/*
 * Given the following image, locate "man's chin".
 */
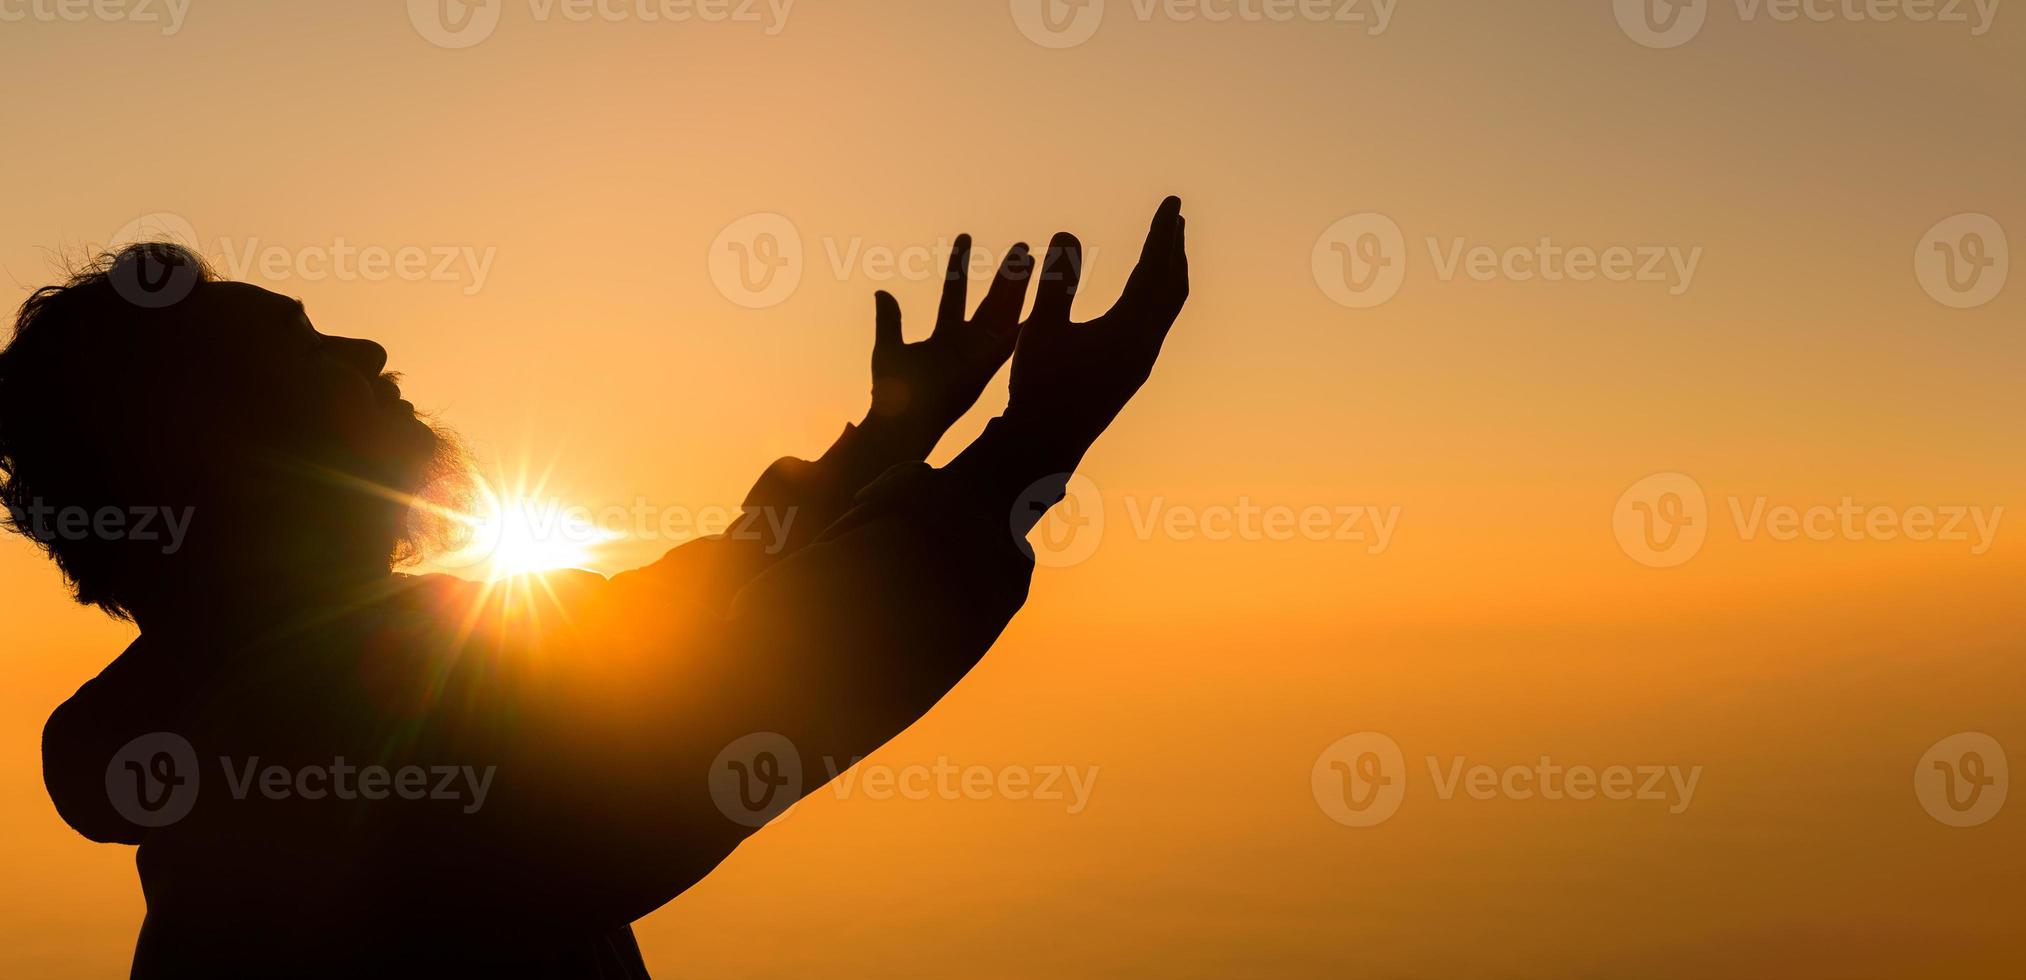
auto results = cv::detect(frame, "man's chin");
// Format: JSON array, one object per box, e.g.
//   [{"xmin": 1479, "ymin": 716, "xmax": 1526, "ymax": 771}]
[{"xmin": 402, "ymin": 411, "xmax": 438, "ymax": 450}]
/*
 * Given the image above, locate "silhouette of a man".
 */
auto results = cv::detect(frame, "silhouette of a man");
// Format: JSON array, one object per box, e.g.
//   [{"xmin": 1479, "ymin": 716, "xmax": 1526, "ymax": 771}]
[{"xmin": 6, "ymin": 198, "xmax": 1189, "ymax": 977}]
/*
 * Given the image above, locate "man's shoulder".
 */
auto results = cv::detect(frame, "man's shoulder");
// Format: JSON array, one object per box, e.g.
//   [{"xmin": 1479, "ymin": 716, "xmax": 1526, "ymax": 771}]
[{"xmin": 394, "ymin": 568, "xmax": 613, "ymax": 613}]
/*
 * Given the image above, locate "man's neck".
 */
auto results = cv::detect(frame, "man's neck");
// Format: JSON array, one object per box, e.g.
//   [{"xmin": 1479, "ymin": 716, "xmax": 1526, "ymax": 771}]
[{"xmin": 132, "ymin": 563, "xmax": 404, "ymax": 647}]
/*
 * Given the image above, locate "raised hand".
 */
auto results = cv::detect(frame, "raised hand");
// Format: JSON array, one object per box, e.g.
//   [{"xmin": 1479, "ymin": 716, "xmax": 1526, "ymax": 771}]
[
  {"xmin": 864, "ymin": 236, "xmax": 1035, "ymax": 457},
  {"xmin": 1004, "ymin": 196, "xmax": 1190, "ymax": 458}
]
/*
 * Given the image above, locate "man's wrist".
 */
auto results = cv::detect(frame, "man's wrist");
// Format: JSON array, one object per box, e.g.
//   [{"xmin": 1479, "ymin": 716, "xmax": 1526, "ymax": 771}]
[
  {"xmin": 854, "ymin": 409, "xmax": 943, "ymax": 464},
  {"xmin": 946, "ymin": 414, "xmax": 1091, "ymax": 502}
]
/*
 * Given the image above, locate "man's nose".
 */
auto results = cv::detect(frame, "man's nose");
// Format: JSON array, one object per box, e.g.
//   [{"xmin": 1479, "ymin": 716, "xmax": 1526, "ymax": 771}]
[{"xmin": 326, "ymin": 337, "xmax": 389, "ymax": 377}]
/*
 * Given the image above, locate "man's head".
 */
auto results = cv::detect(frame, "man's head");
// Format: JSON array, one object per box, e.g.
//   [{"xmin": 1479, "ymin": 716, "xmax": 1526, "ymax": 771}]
[{"xmin": 0, "ymin": 243, "xmax": 466, "ymax": 621}]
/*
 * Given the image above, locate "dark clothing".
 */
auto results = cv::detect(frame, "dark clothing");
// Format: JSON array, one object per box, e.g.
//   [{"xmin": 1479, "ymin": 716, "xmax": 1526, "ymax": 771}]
[{"xmin": 42, "ymin": 434, "xmax": 1037, "ymax": 978}]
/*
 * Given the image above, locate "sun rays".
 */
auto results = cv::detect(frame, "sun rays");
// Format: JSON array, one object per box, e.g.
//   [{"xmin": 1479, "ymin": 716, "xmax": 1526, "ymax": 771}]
[{"xmin": 439, "ymin": 472, "xmax": 622, "ymax": 582}]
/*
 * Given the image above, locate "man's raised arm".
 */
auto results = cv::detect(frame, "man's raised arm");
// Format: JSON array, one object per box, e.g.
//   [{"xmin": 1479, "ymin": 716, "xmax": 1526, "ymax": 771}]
[
  {"xmin": 508, "ymin": 199, "xmax": 1188, "ymax": 929},
  {"xmin": 625, "ymin": 235, "xmax": 1038, "ymax": 610}
]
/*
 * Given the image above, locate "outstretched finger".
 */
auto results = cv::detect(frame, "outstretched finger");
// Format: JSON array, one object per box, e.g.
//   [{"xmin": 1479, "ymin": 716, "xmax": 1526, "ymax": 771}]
[
  {"xmin": 935, "ymin": 234, "xmax": 973, "ymax": 334},
  {"xmin": 971, "ymin": 242, "xmax": 1033, "ymax": 337},
  {"xmin": 1166, "ymin": 214, "xmax": 1189, "ymax": 323},
  {"xmin": 1119, "ymin": 196, "xmax": 1182, "ymax": 317},
  {"xmin": 874, "ymin": 290, "xmax": 903, "ymax": 352},
  {"xmin": 1028, "ymin": 232, "xmax": 1083, "ymax": 327}
]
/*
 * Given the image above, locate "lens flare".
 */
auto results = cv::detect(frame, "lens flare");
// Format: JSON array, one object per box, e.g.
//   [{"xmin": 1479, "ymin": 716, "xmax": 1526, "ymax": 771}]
[{"xmin": 434, "ymin": 463, "xmax": 620, "ymax": 581}]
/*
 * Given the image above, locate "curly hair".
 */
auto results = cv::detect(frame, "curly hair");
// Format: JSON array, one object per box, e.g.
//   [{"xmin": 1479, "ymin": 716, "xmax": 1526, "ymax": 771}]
[{"xmin": 0, "ymin": 244, "xmax": 220, "ymax": 618}]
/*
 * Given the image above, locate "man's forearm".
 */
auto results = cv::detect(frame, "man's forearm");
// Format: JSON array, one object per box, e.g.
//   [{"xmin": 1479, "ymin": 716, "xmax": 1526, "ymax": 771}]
[
  {"xmin": 740, "ymin": 411, "xmax": 945, "ymax": 554},
  {"xmin": 711, "ymin": 461, "xmax": 1036, "ymax": 804},
  {"xmin": 943, "ymin": 414, "xmax": 1098, "ymax": 538}
]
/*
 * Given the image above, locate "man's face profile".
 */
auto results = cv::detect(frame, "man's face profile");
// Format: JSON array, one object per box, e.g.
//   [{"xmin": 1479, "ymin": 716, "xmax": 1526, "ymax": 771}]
[
  {"xmin": 0, "ymin": 248, "xmax": 467, "ymax": 620},
  {"xmin": 188, "ymin": 280, "xmax": 442, "ymax": 485}
]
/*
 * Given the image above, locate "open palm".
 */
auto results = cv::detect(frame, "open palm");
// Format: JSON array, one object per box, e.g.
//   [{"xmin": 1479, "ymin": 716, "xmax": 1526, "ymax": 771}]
[{"xmin": 867, "ymin": 235, "xmax": 1034, "ymax": 454}]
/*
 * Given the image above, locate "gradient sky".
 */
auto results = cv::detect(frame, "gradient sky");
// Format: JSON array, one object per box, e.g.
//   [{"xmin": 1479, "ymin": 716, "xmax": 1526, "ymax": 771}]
[{"xmin": 2, "ymin": 2, "xmax": 2023, "ymax": 976}]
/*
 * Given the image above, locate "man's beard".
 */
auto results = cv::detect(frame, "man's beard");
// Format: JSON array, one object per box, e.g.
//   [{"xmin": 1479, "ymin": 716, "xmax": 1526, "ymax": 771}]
[{"xmin": 391, "ymin": 417, "xmax": 476, "ymax": 568}]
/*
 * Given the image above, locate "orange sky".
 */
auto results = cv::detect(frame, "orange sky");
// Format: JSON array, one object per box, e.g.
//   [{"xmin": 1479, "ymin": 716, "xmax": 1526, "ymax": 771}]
[{"xmin": 2, "ymin": 2, "xmax": 2023, "ymax": 976}]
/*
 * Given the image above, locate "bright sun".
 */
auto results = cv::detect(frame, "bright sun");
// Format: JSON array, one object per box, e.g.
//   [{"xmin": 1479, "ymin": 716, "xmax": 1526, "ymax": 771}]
[{"xmin": 437, "ymin": 472, "xmax": 620, "ymax": 581}]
